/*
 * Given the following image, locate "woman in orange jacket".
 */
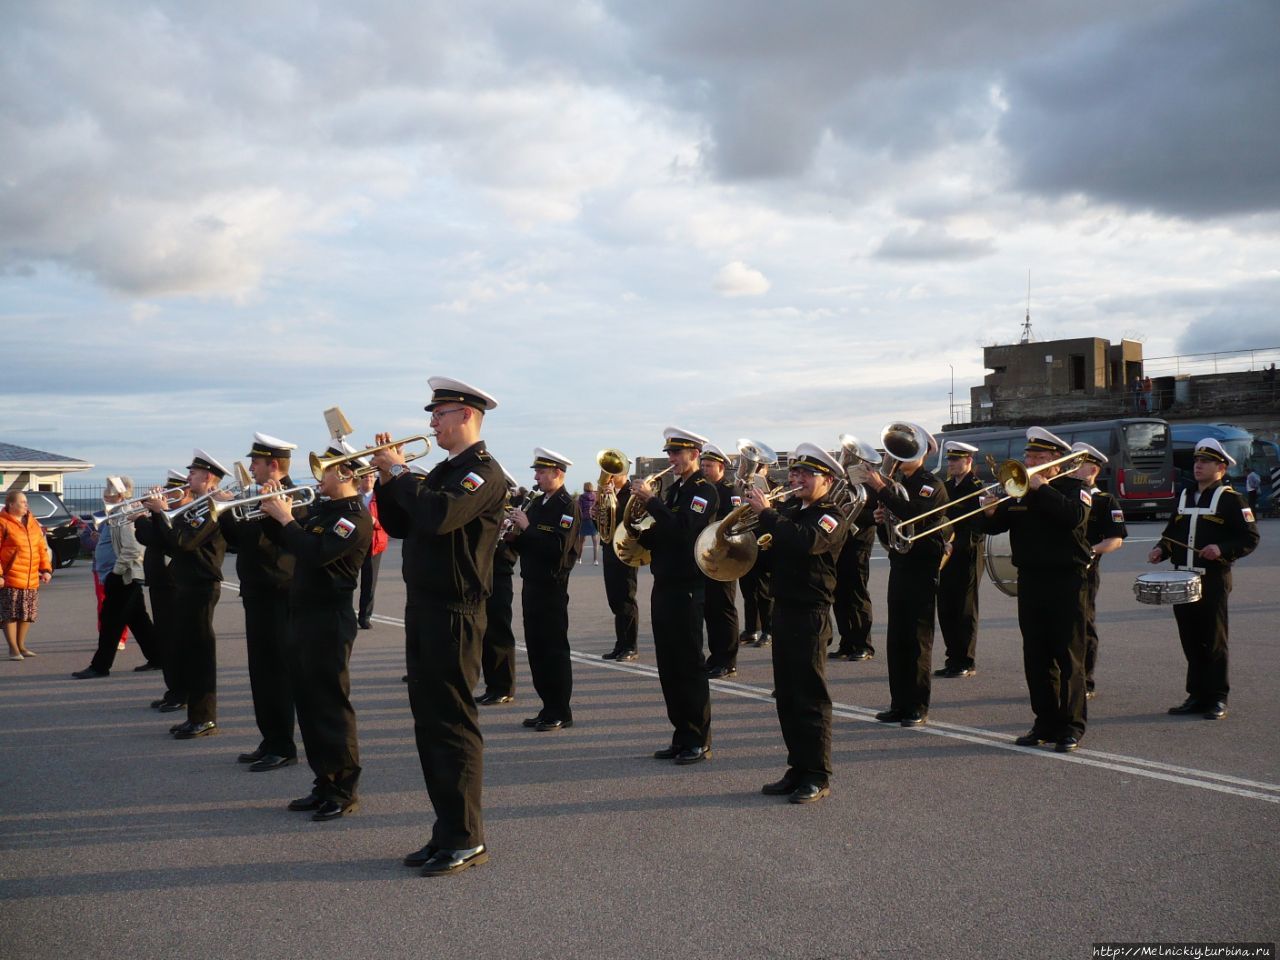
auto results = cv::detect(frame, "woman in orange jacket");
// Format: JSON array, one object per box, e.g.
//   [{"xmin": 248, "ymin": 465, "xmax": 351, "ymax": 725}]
[{"xmin": 1, "ymin": 489, "xmax": 54, "ymax": 660}]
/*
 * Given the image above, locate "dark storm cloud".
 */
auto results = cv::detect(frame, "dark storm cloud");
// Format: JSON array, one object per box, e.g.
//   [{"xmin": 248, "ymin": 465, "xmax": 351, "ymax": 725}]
[{"xmin": 999, "ymin": 0, "xmax": 1280, "ymax": 219}]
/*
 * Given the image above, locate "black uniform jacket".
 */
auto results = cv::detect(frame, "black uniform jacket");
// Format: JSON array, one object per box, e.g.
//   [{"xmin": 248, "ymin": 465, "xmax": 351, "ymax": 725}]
[
  {"xmin": 133, "ymin": 515, "xmax": 173, "ymax": 590},
  {"xmin": 375, "ymin": 441, "xmax": 506, "ymax": 611},
  {"xmin": 843, "ymin": 486, "xmax": 879, "ymax": 549},
  {"xmin": 1155, "ymin": 481, "xmax": 1259, "ymax": 569},
  {"xmin": 218, "ymin": 474, "xmax": 302, "ymax": 596},
  {"xmin": 713, "ymin": 479, "xmax": 739, "ymax": 521},
  {"xmin": 146, "ymin": 498, "xmax": 226, "ymax": 583},
  {"xmin": 1085, "ymin": 488, "xmax": 1128, "ymax": 549},
  {"xmin": 984, "ymin": 475, "xmax": 1091, "ymax": 573},
  {"xmin": 264, "ymin": 495, "xmax": 373, "ymax": 602},
  {"xmin": 513, "ymin": 487, "xmax": 581, "ymax": 584},
  {"xmin": 757, "ymin": 496, "xmax": 849, "ymax": 606},
  {"xmin": 639, "ymin": 469, "xmax": 718, "ymax": 582},
  {"xmin": 876, "ymin": 467, "xmax": 950, "ymax": 566},
  {"xmin": 944, "ymin": 472, "xmax": 988, "ymax": 551}
]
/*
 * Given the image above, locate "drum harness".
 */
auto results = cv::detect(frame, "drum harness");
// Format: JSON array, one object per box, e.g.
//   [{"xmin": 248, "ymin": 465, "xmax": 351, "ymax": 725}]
[{"xmin": 1174, "ymin": 485, "xmax": 1228, "ymax": 575}]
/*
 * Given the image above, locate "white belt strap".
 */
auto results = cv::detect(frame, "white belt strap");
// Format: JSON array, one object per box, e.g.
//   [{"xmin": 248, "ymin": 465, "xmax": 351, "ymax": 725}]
[{"xmin": 1176, "ymin": 485, "xmax": 1227, "ymax": 574}]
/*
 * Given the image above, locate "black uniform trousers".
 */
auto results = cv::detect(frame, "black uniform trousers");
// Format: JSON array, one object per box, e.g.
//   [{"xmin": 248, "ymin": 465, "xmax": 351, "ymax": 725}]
[
  {"xmin": 704, "ymin": 577, "xmax": 740, "ymax": 669},
  {"xmin": 832, "ymin": 543, "xmax": 873, "ymax": 654},
  {"xmin": 651, "ymin": 578, "xmax": 711, "ymax": 749},
  {"xmin": 772, "ymin": 604, "xmax": 833, "ymax": 785},
  {"xmin": 521, "ymin": 579, "xmax": 573, "ymax": 722},
  {"xmin": 89, "ymin": 573, "xmax": 156, "ymax": 673},
  {"xmin": 885, "ymin": 556, "xmax": 937, "ymax": 713},
  {"xmin": 405, "ymin": 600, "xmax": 487, "ymax": 850},
  {"xmin": 1016, "ymin": 570, "xmax": 1088, "ymax": 740},
  {"xmin": 602, "ymin": 553, "xmax": 638, "ymax": 654},
  {"xmin": 148, "ymin": 584, "xmax": 181, "ymax": 702},
  {"xmin": 242, "ymin": 588, "xmax": 297, "ymax": 758},
  {"xmin": 1173, "ymin": 567, "xmax": 1231, "ymax": 704},
  {"xmin": 1084, "ymin": 564, "xmax": 1101, "ymax": 692},
  {"xmin": 358, "ymin": 551, "xmax": 381, "ymax": 624},
  {"xmin": 290, "ymin": 592, "xmax": 360, "ymax": 802},
  {"xmin": 937, "ymin": 542, "xmax": 982, "ymax": 671},
  {"xmin": 481, "ymin": 569, "xmax": 516, "ymax": 698},
  {"xmin": 740, "ymin": 562, "xmax": 773, "ymax": 637},
  {"xmin": 175, "ymin": 581, "xmax": 220, "ymax": 724}
]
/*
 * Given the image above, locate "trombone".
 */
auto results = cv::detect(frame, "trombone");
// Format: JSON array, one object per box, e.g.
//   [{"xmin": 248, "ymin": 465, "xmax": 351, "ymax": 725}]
[
  {"xmin": 695, "ymin": 485, "xmax": 803, "ymax": 582},
  {"xmin": 612, "ymin": 465, "xmax": 676, "ymax": 567},
  {"xmin": 891, "ymin": 449, "xmax": 1090, "ymax": 545},
  {"xmin": 310, "ymin": 434, "xmax": 433, "ymax": 481},
  {"xmin": 208, "ymin": 485, "xmax": 317, "ymax": 522}
]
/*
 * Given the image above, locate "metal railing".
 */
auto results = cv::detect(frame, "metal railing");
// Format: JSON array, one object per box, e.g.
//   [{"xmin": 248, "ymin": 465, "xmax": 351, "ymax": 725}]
[{"xmin": 1143, "ymin": 347, "xmax": 1280, "ymax": 378}]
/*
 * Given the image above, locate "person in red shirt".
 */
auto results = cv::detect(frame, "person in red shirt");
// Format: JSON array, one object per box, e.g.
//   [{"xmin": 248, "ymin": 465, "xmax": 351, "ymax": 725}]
[{"xmin": 358, "ymin": 471, "xmax": 388, "ymax": 629}]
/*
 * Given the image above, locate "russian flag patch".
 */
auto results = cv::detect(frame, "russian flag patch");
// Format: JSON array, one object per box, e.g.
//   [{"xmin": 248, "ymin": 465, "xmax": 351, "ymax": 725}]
[
  {"xmin": 690, "ymin": 496, "xmax": 708, "ymax": 514},
  {"xmin": 333, "ymin": 517, "xmax": 356, "ymax": 539},
  {"xmin": 559, "ymin": 514, "xmax": 574, "ymax": 529},
  {"xmin": 1111, "ymin": 509, "xmax": 1125, "ymax": 522},
  {"xmin": 818, "ymin": 513, "xmax": 839, "ymax": 534},
  {"xmin": 461, "ymin": 472, "xmax": 485, "ymax": 492},
  {"xmin": 919, "ymin": 485, "xmax": 935, "ymax": 498},
  {"xmin": 1242, "ymin": 507, "xmax": 1255, "ymax": 522},
  {"xmin": 1080, "ymin": 489, "xmax": 1093, "ymax": 506}
]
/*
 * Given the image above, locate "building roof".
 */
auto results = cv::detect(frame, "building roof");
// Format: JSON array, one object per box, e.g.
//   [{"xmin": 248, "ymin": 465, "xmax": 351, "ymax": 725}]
[{"xmin": 0, "ymin": 442, "xmax": 93, "ymax": 471}]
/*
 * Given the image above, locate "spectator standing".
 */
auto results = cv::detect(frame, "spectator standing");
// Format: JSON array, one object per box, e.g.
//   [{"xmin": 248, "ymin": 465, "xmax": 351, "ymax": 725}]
[
  {"xmin": 357, "ymin": 472, "xmax": 388, "ymax": 629},
  {"xmin": 577, "ymin": 482, "xmax": 599, "ymax": 565},
  {"xmin": 1245, "ymin": 467, "xmax": 1261, "ymax": 512},
  {"xmin": 95, "ymin": 477, "xmax": 130, "ymax": 650},
  {"xmin": 1, "ymin": 489, "xmax": 54, "ymax": 660}
]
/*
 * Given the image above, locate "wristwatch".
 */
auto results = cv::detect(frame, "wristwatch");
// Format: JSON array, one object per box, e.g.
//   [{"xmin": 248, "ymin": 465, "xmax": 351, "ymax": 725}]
[{"xmin": 389, "ymin": 463, "xmax": 408, "ymax": 479}]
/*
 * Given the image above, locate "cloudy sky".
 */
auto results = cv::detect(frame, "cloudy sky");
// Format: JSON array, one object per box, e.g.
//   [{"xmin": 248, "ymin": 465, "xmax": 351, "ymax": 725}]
[{"xmin": 4, "ymin": 0, "xmax": 1279, "ymax": 487}]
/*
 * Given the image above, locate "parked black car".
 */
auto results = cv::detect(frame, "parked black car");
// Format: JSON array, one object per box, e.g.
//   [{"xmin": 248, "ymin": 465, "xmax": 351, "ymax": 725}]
[{"xmin": 23, "ymin": 491, "xmax": 81, "ymax": 568}]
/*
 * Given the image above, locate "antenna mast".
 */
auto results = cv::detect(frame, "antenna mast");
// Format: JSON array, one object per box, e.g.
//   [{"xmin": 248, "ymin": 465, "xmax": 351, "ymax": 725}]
[{"xmin": 1019, "ymin": 270, "xmax": 1034, "ymax": 343}]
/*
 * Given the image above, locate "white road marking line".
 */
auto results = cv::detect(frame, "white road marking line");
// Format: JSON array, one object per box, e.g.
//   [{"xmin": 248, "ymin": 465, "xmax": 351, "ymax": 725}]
[{"xmin": 224, "ymin": 581, "xmax": 1280, "ymax": 804}]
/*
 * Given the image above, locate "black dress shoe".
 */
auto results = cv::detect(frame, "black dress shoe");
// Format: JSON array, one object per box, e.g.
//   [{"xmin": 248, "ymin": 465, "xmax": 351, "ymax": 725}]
[
  {"xmin": 932, "ymin": 667, "xmax": 950, "ymax": 677},
  {"xmin": 1054, "ymin": 737, "xmax": 1080, "ymax": 753},
  {"xmin": 158, "ymin": 700, "xmax": 186, "ymax": 713},
  {"xmin": 521, "ymin": 715, "xmax": 545, "ymax": 728},
  {"xmin": 477, "ymin": 693, "xmax": 514, "ymax": 705},
  {"xmin": 1086, "ymin": 690, "xmax": 1097, "ymax": 700},
  {"xmin": 150, "ymin": 698, "xmax": 168, "ymax": 709},
  {"xmin": 789, "ymin": 782, "xmax": 830, "ymax": 804},
  {"xmin": 761, "ymin": 773, "xmax": 799, "ymax": 796},
  {"xmin": 601, "ymin": 649, "xmax": 621, "ymax": 660},
  {"xmin": 1168, "ymin": 697, "xmax": 1206, "ymax": 715},
  {"xmin": 72, "ymin": 667, "xmax": 109, "ymax": 679},
  {"xmin": 752, "ymin": 634, "xmax": 772, "ymax": 648},
  {"xmin": 1203, "ymin": 701, "xmax": 1228, "ymax": 720},
  {"xmin": 940, "ymin": 668, "xmax": 974, "ymax": 678},
  {"xmin": 249, "ymin": 754, "xmax": 298, "ymax": 772},
  {"xmin": 849, "ymin": 647, "xmax": 874, "ymax": 661},
  {"xmin": 312, "ymin": 797, "xmax": 358, "ymax": 821},
  {"xmin": 169, "ymin": 721, "xmax": 190, "ymax": 735},
  {"xmin": 237, "ymin": 748, "xmax": 265, "ymax": 764},
  {"xmin": 420, "ymin": 845, "xmax": 488, "ymax": 877},
  {"xmin": 535, "ymin": 718, "xmax": 573, "ymax": 731},
  {"xmin": 653, "ymin": 745, "xmax": 681, "ymax": 760},
  {"xmin": 173, "ymin": 720, "xmax": 217, "ymax": 739},
  {"xmin": 739, "ymin": 632, "xmax": 758, "ymax": 645},
  {"xmin": 357, "ymin": 620, "xmax": 372, "ymax": 630},
  {"xmin": 705, "ymin": 665, "xmax": 737, "ymax": 679},
  {"xmin": 287, "ymin": 791, "xmax": 323, "ymax": 812},
  {"xmin": 613, "ymin": 649, "xmax": 638, "ymax": 662},
  {"xmin": 875, "ymin": 709, "xmax": 904, "ymax": 723},
  {"xmin": 828, "ymin": 650, "xmax": 855, "ymax": 661},
  {"xmin": 900, "ymin": 711, "xmax": 928, "ymax": 727},
  {"xmin": 1014, "ymin": 731, "xmax": 1049, "ymax": 747},
  {"xmin": 673, "ymin": 745, "xmax": 711, "ymax": 765},
  {"xmin": 402, "ymin": 844, "xmax": 439, "ymax": 867},
  {"xmin": 132, "ymin": 661, "xmax": 162, "ymax": 672}
]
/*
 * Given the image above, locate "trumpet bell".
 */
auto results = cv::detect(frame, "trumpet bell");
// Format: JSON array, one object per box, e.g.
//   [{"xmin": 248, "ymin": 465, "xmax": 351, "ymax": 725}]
[
  {"xmin": 694, "ymin": 519, "xmax": 758, "ymax": 582},
  {"xmin": 880, "ymin": 421, "xmax": 932, "ymax": 465},
  {"xmin": 596, "ymin": 448, "xmax": 629, "ymax": 477}
]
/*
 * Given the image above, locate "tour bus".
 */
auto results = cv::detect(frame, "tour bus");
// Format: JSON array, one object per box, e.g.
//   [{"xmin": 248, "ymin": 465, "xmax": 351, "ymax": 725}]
[
  {"xmin": 940, "ymin": 417, "xmax": 1176, "ymax": 519},
  {"xmin": 1169, "ymin": 422, "xmax": 1265, "ymax": 502}
]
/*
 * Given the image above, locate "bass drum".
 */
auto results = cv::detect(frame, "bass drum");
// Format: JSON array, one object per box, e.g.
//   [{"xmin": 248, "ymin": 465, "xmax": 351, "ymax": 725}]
[{"xmin": 983, "ymin": 532, "xmax": 1018, "ymax": 597}]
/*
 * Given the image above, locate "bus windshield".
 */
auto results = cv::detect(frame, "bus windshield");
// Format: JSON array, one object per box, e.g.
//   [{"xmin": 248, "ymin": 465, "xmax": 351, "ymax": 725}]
[{"xmin": 1122, "ymin": 421, "xmax": 1168, "ymax": 457}]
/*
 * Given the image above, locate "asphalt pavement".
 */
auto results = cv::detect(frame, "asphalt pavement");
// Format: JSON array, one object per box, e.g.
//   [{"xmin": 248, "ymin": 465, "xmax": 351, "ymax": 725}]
[{"xmin": 1, "ymin": 521, "xmax": 1276, "ymax": 959}]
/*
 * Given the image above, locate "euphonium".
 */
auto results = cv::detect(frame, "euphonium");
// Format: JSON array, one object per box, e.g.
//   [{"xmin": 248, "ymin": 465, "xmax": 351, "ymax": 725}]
[
  {"xmin": 612, "ymin": 465, "xmax": 675, "ymax": 567},
  {"xmin": 593, "ymin": 448, "xmax": 629, "ymax": 544},
  {"xmin": 878, "ymin": 421, "xmax": 932, "ymax": 553},
  {"xmin": 694, "ymin": 485, "xmax": 802, "ymax": 582}
]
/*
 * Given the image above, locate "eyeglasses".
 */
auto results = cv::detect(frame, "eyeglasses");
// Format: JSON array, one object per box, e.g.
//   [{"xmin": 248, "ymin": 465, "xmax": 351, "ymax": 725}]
[{"xmin": 429, "ymin": 406, "xmax": 467, "ymax": 422}]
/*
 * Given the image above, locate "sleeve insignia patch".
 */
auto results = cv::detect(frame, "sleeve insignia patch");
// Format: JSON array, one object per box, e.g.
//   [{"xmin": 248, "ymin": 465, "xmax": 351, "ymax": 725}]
[
  {"xmin": 919, "ymin": 485, "xmax": 935, "ymax": 498},
  {"xmin": 1242, "ymin": 507, "xmax": 1255, "ymax": 522},
  {"xmin": 731, "ymin": 496, "xmax": 742, "ymax": 507},
  {"xmin": 1110, "ymin": 510, "xmax": 1125, "ymax": 523},
  {"xmin": 461, "ymin": 472, "xmax": 485, "ymax": 492},
  {"xmin": 1080, "ymin": 489, "xmax": 1093, "ymax": 506},
  {"xmin": 559, "ymin": 514, "xmax": 574, "ymax": 529},
  {"xmin": 333, "ymin": 517, "xmax": 356, "ymax": 539},
  {"xmin": 818, "ymin": 513, "xmax": 839, "ymax": 534},
  {"xmin": 690, "ymin": 496, "xmax": 708, "ymax": 514}
]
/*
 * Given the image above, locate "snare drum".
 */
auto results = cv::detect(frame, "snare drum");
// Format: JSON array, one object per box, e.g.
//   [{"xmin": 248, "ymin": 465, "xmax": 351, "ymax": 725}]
[
  {"xmin": 1133, "ymin": 570, "xmax": 1202, "ymax": 605},
  {"xmin": 983, "ymin": 532, "xmax": 1018, "ymax": 598}
]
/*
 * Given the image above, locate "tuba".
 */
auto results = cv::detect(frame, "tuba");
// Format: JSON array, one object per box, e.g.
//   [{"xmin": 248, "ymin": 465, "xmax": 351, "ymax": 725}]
[
  {"xmin": 612, "ymin": 465, "xmax": 675, "ymax": 567},
  {"xmin": 593, "ymin": 448, "xmax": 630, "ymax": 544},
  {"xmin": 830, "ymin": 434, "xmax": 880, "ymax": 525},
  {"xmin": 695, "ymin": 485, "xmax": 802, "ymax": 582},
  {"xmin": 878, "ymin": 421, "xmax": 932, "ymax": 553}
]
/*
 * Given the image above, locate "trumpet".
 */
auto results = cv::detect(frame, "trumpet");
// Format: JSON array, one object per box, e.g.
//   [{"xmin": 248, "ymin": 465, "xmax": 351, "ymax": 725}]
[
  {"xmin": 593, "ymin": 449, "xmax": 630, "ymax": 544},
  {"xmin": 695, "ymin": 485, "xmax": 803, "ymax": 582},
  {"xmin": 612, "ymin": 465, "xmax": 676, "ymax": 567},
  {"xmin": 891, "ymin": 449, "xmax": 1090, "ymax": 545},
  {"xmin": 208, "ymin": 485, "xmax": 317, "ymax": 522},
  {"xmin": 104, "ymin": 485, "xmax": 190, "ymax": 527},
  {"xmin": 311, "ymin": 434, "xmax": 434, "ymax": 481}
]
